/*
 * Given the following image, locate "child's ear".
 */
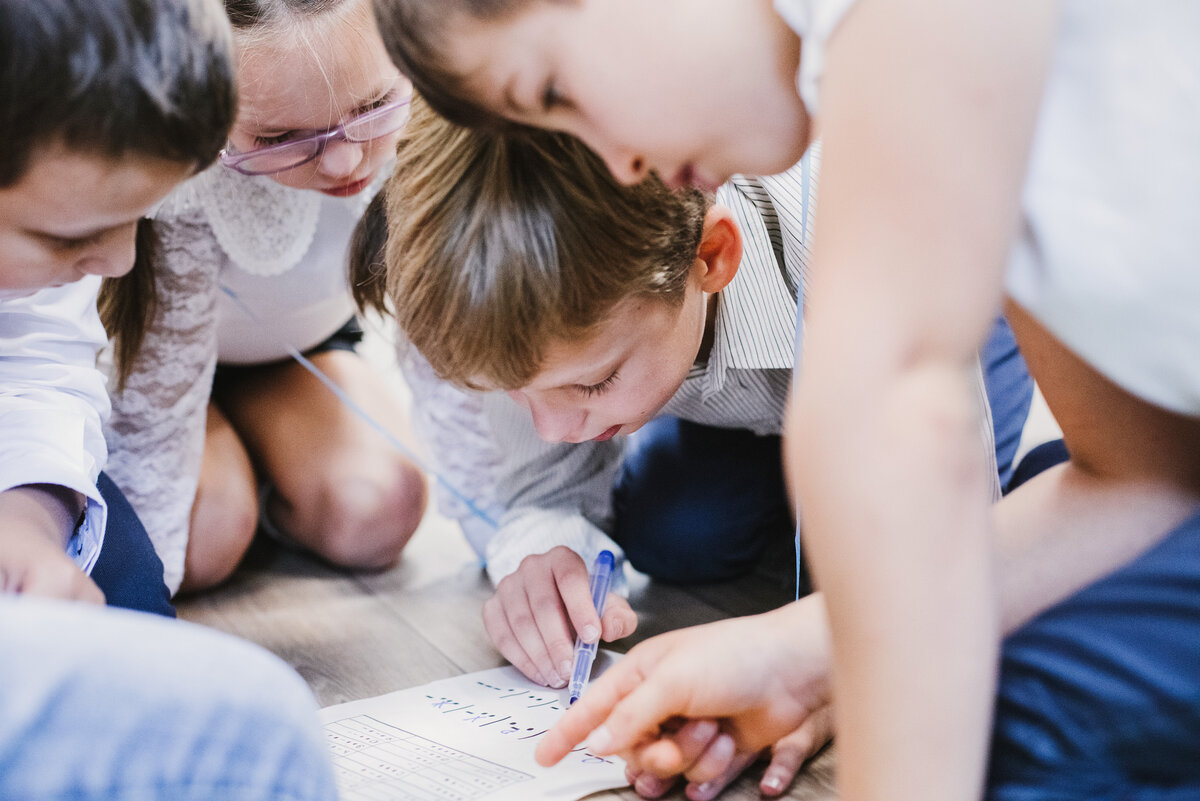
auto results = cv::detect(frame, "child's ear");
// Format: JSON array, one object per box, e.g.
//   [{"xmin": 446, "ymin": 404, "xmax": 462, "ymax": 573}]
[{"xmin": 695, "ymin": 206, "xmax": 742, "ymax": 293}]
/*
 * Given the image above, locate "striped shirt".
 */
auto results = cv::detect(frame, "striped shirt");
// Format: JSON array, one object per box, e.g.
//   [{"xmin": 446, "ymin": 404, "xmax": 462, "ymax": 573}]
[{"xmin": 407, "ymin": 144, "xmax": 1000, "ymax": 586}]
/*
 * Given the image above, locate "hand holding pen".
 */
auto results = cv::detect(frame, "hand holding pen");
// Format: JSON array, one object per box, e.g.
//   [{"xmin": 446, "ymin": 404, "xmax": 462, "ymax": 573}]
[
  {"xmin": 569, "ymin": 549, "xmax": 615, "ymax": 704},
  {"xmin": 482, "ymin": 545, "xmax": 637, "ymax": 689}
]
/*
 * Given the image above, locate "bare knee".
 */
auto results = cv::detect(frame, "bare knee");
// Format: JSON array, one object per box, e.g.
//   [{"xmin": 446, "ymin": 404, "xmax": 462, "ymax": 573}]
[
  {"xmin": 288, "ymin": 457, "xmax": 427, "ymax": 569},
  {"xmin": 182, "ymin": 461, "xmax": 258, "ymax": 593}
]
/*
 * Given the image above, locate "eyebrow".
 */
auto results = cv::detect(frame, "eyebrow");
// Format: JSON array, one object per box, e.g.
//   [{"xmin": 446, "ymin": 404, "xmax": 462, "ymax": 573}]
[{"xmin": 243, "ymin": 80, "xmax": 402, "ymax": 134}]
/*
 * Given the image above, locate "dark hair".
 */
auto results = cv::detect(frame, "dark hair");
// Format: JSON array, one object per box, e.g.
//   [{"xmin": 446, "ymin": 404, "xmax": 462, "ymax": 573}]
[
  {"xmin": 348, "ymin": 188, "xmax": 390, "ymax": 317},
  {"xmin": 372, "ymin": 0, "xmax": 543, "ymax": 130},
  {"xmin": 379, "ymin": 98, "xmax": 708, "ymax": 390},
  {"xmin": 0, "ymin": 0, "xmax": 237, "ymax": 187},
  {"xmin": 224, "ymin": 0, "xmax": 345, "ymax": 29}
]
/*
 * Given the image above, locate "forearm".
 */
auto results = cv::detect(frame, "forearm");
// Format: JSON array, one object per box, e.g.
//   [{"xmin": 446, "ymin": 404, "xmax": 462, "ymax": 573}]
[{"xmin": 792, "ymin": 360, "xmax": 997, "ymax": 801}]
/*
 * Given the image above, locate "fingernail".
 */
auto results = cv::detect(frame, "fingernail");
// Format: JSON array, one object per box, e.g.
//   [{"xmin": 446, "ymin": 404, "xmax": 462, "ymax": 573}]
[
  {"xmin": 761, "ymin": 771, "xmax": 785, "ymax": 794},
  {"xmin": 580, "ymin": 625, "xmax": 599, "ymax": 643},
  {"xmin": 586, "ymin": 725, "xmax": 612, "ymax": 752},
  {"xmin": 559, "ymin": 660, "xmax": 574, "ymax": 683},
  {"xmin": 695, "ymin": 779, "xmax": 719, "ymax": 798},
  {"xmin": 687, "ymin": 720, "xmax": 718, "ymax": 743},
  {"xmin": 636, "ymin": 774, "xmax": 669, "ymax": 797}
]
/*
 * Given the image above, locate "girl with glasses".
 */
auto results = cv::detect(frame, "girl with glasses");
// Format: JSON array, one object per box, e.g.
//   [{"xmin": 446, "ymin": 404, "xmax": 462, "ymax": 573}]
[{"xmin": 101, "ymin": 0, "xmax": 428, "ymax": 596}]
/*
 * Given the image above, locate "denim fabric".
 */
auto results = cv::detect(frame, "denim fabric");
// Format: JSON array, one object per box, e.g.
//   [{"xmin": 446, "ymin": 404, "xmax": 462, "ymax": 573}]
[
  {"xmin": 988, "ymin": 508, "xmax": 1200, "ymax": 800},
  {"xmin": 0, "ymin": 598, "xmax": 338, "ymax": 801},
  {"xmin": 90, "ymin": 472, "xmax": 175, "ymax": 617}
]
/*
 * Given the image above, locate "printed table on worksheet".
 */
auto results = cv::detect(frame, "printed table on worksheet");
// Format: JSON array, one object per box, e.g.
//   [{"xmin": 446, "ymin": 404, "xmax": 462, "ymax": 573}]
[{"xmin": 319, "ymin": 653, "xmax": 626, "ymax": 801}]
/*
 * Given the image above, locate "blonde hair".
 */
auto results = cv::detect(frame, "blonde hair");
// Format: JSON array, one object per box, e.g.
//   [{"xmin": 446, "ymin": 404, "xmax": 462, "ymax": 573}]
[{"xmin": 375, "ymin": 98, "xmax": 708, "ymax": 390}]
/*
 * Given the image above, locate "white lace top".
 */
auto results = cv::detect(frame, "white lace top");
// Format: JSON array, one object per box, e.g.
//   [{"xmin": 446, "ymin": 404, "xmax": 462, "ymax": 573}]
[{"xmin": 104, "ymin": 164, "xmax": 381, "ymax": 593}]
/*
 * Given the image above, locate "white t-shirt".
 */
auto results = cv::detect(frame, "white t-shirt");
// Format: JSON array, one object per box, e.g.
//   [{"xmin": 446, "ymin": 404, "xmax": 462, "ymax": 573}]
[{"xmin": 775, "ymin": 0, "xmax": 1200, "ymax": 415}]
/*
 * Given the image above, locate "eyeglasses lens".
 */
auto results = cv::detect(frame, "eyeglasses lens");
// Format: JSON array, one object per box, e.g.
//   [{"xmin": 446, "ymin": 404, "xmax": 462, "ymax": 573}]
[
  {"xmin": 342, "ymin": 103, "xmax": 412, "ymax": 142},
  {"xmin": 236, "ymin": 140, "xmax": 322, "ymax": 175}
]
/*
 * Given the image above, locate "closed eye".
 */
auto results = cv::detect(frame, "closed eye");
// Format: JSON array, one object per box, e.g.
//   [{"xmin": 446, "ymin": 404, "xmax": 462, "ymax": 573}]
[
  {"xmin": 41, "ymin": 231, "xmax": 106, "ymax": 251},
  {"xmin": 253, "ymin": 131, "xmax": 300, "ymax": 147},
  {"xmin": 577, "ymin": 370, "xmax": 619, "ymax": 397},
  {"xmin": 541, "ymin": 78, "xmax": 568, "ymax": 112}
]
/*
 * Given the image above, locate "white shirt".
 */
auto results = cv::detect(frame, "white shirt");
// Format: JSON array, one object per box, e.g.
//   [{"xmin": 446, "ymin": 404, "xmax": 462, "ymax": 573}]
[
  {"xmin": 775, "ymin": 0, "xmax": 1200, "ymax": 415},
  {"xmin": 0, "ymin": 277, "xmax": 108, "ymax": 572}
]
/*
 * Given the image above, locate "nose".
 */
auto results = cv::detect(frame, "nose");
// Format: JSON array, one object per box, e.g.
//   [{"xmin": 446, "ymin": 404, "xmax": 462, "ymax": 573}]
[
  {"xmin": 76, "ymin": 224, "xmax": 137, "ymax": 279},
  {"xmin": 317, "ymin": 138, "xmax": 366, "ymax": 179},
  {"xmin": 588, "ymin": 139, "xmax": 649, "ymax": 186},
  {"xmin": 523, "ymin": 395, "xmax": 587, "ymax": 443}
]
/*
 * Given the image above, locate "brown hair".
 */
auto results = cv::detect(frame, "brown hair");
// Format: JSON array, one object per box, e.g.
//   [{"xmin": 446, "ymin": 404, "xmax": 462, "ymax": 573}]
[
  {"xmin": 371, "ymin": 0, "xmax": 546, "ymax": 130},
  {"xmin": 374, "ymin": 97, "xmax": 708, "ymax": 390}
]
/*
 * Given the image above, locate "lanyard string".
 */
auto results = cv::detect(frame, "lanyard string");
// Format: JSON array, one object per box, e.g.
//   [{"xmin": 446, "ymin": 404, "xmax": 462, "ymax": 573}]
[
  {"xmin": 219, "ymin": 283, "xmax": 500, "ymax": 531},
  {"xmin": 794, "ymin": 152, "xmax": 813, "ymax": 601}
]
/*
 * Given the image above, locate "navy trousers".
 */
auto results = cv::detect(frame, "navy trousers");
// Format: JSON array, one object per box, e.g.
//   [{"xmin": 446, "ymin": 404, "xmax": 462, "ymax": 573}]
[
  {"xmin": 988, "ymin": 508, "xmax": 1200, "ymax": 799},
  {"xmin": 613, "ymin": 315, "xmax": 1039, "ymax": 584},
  {"xmin": 89, "ymin": 472, "xmax": 174, "ymax": 617}
]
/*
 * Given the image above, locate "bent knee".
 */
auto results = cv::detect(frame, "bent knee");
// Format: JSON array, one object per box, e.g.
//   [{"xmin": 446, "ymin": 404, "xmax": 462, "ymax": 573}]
[
  {"xmin": 183, "ymin": 475, "xmax": 258, "ymax": 592},
  {"xmin": 304, "ymin": 459, "xmax": 427, "ymax": 569}
]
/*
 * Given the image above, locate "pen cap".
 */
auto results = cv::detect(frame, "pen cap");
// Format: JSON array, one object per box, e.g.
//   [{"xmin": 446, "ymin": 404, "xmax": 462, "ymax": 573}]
[{"xmin": 589, "ymin": 550, "xmax": 615, "ymax": 612}]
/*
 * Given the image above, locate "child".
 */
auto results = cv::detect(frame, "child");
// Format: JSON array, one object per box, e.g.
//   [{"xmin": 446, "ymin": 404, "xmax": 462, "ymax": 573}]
[
  {"xmin": 0, "ymin": 0, "xmax": 238, "ymax": 615},
  {"xmin": 376, "ymin": 2, "xmax": 1200, "ymax": 799},
  {"xmin": 104, "ymin": 0, "xmax": 428, "ymax": 595},
  {"xmin": 372, "ymin": 100, "xmax": 1039, "ymax": 798},
  {"xmin": 0, "ymin": 1, "xmax": 338, "ymax": 797}
]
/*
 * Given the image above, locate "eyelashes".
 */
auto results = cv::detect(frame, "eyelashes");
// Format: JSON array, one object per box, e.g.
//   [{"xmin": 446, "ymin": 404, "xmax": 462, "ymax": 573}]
[
  {"xmin": 577, "ymin": 370, "xmax": 619, "ymax": 397},
  {"xmin": 540, "ymin": 79, "xmax": 566, "ymax": 112}
]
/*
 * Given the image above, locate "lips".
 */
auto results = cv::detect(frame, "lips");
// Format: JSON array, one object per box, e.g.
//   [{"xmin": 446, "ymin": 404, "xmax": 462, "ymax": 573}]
[
  {"xmin": 321, "ymin": 174, "xmax": 373, "ymax": 198},
  {"xmin": 592, "ymin": 424, "xmax": 621, "ymax": 442},
  {"xmin": 665, "ymin": 163, "xmax": 721, "ymax": 193}
]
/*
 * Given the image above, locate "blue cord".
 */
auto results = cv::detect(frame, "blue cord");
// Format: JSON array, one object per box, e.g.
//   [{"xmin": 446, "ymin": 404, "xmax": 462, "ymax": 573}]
[{"xmin": 219, "ymin": 283, "xmax": 499, "ymax": 531}]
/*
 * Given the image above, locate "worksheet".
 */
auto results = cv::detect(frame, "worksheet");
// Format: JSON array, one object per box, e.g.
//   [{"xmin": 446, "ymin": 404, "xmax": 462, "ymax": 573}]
[{"xmin": 319, "ymin": 651, "xmax": 626, "ymax": 801}]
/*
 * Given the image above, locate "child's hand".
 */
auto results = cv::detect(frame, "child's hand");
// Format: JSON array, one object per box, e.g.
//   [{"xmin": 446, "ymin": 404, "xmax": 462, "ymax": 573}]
[
  {"xmin": 483, "ymin": 545, "xmax": 637, "ymax": 688},
  {"xmin": 612, "ymin": 695, "xmax": 833, "ymax": 799},
  {"xmin": 534, "ymin": 596, "xmax": 831, "ymax": 771},
  {"xmin": 0, "ymin": 496, "xmax": 104, "ymax": 603}
]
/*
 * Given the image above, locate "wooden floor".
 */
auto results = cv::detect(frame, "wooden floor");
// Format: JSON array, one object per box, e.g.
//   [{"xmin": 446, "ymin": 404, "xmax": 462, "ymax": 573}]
[{"xmin": 176, "ymin": 509, "xmax": 837, "ymax": 801}]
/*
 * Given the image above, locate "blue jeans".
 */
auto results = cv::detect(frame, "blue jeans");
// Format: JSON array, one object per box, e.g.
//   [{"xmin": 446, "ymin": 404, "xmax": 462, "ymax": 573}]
[
  {"xmin": 614, "ymin": 316, "xmax": 1036, "ymax": 584},
  {"xmin": 0, "ymin": 597, "xmax": 338, "ymax": 801},
  {"xmin": 90, "ymin": 472, "xmax": 174, "ymax": 617},
  {"xmin": 988, "ymin": 508, "xmax": 1200, "ymax": 800}
]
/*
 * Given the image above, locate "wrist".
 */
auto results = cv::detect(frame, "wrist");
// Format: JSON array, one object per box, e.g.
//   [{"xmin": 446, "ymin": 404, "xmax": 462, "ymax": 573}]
[{"xmin": 0, "ymin": 485, "xmax": 85, "ymax": 549}]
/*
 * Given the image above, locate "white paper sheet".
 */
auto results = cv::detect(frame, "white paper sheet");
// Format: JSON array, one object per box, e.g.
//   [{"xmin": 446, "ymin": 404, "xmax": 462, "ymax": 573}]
[{"xmin": 319, "ymin": 650, "xmax": 627, "ymax": 801}]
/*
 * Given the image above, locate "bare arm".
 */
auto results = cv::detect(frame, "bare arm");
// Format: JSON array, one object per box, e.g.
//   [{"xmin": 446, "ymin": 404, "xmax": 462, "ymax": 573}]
[
  {"xmin": 0, "ymin": 486, "xmax": 103, "ymax": 602},
  {"xmin": 789, "ymin": 2, "xmax": 1055, "ymax": 799}
]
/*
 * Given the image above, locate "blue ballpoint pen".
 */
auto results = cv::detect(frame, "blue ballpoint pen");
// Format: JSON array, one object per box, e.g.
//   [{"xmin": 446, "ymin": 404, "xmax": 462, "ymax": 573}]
[{"xmin": 568, "ymin": 550, "xmax": 615, "ymax": 705}]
